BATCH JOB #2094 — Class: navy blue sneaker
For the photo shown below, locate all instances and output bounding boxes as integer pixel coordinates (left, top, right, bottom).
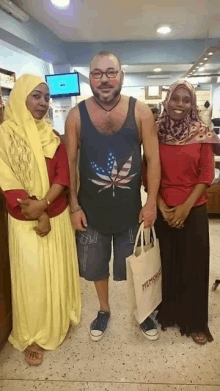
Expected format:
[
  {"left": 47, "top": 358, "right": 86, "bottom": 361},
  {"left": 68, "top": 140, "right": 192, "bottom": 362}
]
[
  {"left": 90, "top": 311, "right": 110, "bottom": 341},
  {"left": 140, "top": 316, "right": 159, "bottom": 340}
]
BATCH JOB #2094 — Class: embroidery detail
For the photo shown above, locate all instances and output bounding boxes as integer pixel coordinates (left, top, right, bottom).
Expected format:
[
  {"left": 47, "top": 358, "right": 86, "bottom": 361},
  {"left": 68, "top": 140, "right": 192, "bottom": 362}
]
[
  {"left": 6, "top": 131, "right": 34, "bottom": 195},
  {"left": 90, "top": 149, "right": 137, "bottom": 197}
]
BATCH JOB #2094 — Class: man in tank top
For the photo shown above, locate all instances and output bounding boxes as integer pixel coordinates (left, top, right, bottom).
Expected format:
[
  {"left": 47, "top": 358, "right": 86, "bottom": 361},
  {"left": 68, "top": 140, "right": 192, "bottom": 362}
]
[{"left": 65, "top": 51, "right": 161, "bottom": 342}]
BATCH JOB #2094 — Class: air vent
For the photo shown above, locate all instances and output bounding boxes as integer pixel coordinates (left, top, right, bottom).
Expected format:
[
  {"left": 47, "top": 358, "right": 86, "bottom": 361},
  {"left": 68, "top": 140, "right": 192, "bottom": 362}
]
[{"left": 147, "top": 75, "right": 170, "bottom": 79}]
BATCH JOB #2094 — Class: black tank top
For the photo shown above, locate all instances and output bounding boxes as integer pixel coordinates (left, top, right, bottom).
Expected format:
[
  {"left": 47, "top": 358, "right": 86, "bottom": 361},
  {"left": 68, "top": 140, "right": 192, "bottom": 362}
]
[{"left": 78, "top": 96, "right": 142, "bottom": 233}]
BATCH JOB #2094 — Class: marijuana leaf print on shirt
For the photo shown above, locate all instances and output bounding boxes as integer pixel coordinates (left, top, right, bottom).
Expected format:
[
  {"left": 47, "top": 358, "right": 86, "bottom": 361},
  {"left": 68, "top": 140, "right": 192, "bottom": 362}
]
[{"left": 90, "top": 149, "right": 137, "bottom": 197}]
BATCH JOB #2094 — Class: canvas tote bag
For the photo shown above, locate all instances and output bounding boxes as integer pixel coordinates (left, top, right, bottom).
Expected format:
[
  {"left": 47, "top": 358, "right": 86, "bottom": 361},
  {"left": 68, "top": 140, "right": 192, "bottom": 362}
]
[{"left": 126, "top": 222, "right": 162, "bottom": 324}]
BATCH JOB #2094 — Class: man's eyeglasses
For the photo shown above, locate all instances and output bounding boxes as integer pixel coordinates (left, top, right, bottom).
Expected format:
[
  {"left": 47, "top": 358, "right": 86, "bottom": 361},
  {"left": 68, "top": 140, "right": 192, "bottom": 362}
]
[{"left": 90, "top": 69, "right": 120, "bottom": 79}]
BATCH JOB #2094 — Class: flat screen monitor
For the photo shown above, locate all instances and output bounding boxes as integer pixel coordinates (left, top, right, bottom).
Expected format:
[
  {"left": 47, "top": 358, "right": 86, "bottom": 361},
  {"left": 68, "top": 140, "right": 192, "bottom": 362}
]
[{"left": 45, "top": 72, "right": 80, "bottom": 98}]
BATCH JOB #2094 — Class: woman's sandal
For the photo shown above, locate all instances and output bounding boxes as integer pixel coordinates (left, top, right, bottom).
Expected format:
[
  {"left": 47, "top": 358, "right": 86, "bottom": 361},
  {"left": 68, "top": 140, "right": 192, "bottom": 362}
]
[
  {"left": 191, "top": 332, "right": 208, "bottom": 345},
  {"left": 24, "top": 344, "right": 44, "bottom": 366}
]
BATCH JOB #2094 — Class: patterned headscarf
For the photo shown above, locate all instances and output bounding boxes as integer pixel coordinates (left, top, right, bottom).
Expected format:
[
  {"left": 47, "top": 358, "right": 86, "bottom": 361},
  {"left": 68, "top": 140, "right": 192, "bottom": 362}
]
[{"left": 157, "top": 80, "right": 220, "bottom": 155}]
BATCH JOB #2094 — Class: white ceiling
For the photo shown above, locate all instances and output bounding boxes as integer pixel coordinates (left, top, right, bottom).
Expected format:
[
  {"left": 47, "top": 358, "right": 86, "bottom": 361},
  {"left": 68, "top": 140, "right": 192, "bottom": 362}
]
[
  {"left": 122, "top": 64, "right": 191, "bottom": 73},
  {"left": 9, "top": 0, "right": 220, "bottom": 84},
  {"left": 14, "top": 0, "right": 220, "bottom": 42}
]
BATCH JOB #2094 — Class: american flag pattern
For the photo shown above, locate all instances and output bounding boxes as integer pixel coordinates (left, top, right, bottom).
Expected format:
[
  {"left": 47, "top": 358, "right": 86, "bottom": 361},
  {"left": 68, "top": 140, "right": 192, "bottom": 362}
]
[{"left": 90, "top": 149, "right": 137, "bottom": 197}]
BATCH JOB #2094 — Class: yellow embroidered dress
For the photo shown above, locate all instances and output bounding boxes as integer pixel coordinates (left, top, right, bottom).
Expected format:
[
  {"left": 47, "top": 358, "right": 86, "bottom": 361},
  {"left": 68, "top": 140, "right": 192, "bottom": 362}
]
[{"left": 0, "top": 74, "right": 81, "bottom": 351}]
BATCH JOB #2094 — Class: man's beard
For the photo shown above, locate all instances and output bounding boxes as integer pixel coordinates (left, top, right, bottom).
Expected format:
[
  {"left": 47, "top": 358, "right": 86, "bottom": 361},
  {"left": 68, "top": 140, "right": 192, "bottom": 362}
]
[{"left": 90, "top": 82, "right": 122, "bottom": 103}]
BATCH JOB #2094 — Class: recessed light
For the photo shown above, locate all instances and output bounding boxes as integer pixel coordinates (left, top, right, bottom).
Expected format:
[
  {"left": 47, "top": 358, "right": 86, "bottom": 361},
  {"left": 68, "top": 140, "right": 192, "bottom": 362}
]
[
  {"left": 199, "top": 67, "right": 205, "bottom": 71},
  {"left": 208, "top": 52, "right": 213, "bottom": 55},
  {"left": 51, "top": 0, "right": 70, "bottom": 8},
  {"left": 157, "top": 25, "right": 172, "bottom": 34},
  {"left": 154, "top": 68, "right": 162, "bottom": 72},
  {"left": 204, "top": 57, "right": 208, "bottom": 60},
  {"left": 196, "top": 67, "right": 199, "bottom": 69},
  {"left": 199, "top": 63, "right": 204, "bottom": 65}
]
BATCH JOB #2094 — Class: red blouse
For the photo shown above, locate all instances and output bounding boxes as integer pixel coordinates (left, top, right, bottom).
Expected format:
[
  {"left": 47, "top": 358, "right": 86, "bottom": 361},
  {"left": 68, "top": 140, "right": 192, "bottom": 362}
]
[
  {"left": 4, "top": 140, "right": 70, "bottom": 220},
  {"left": 142, "top": 143, "right": 214, "bottom": 207}
]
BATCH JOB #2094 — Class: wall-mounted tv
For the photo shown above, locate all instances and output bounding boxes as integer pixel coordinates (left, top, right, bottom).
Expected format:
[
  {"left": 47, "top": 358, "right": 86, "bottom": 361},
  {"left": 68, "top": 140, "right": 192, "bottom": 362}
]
[{"left": 45, "top": 72, "right": 80, "bottom": 98}]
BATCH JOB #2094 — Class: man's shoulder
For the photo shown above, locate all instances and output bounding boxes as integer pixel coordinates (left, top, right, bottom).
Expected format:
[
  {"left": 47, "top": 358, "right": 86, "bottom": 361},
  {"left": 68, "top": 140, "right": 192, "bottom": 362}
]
[
  {"left": 69, "top": 97, "right": 92, "bottom": 113},
  {"left": 66, "top": 97, "right": 93, "bottom": 128},
  {"left": 65, "top": 104, "right": 81, "bottom": 132},
  {"left": 132, "top": 98, "right": 152, "bottom": 118},
  {"left": 135, "top": 99, "right": 148, "bottom": 109},
  {"left": 67, "top": 103, "right": 81, "bottom": 120},
  {"left": 126, "top": 96, "right": 149, "bottom": 109}
]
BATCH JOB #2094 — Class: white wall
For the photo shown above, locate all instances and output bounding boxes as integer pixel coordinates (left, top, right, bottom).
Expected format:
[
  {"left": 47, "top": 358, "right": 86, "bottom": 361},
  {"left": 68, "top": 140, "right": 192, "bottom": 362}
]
[
  {"left": 0, "top": 39, "right": 50, "bottom": 78},
  {"left": 51, "top": 97, "right": 76, "bottom": 135},
  {"left": 0, "top": 41, "right": 70, "bottom": 132}
]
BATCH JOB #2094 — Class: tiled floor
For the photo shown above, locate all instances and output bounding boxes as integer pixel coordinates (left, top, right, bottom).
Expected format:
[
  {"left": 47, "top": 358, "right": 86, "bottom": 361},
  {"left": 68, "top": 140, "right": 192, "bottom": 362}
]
[{"left": 0, "top": 217, "right": 220, "bottom": 391}]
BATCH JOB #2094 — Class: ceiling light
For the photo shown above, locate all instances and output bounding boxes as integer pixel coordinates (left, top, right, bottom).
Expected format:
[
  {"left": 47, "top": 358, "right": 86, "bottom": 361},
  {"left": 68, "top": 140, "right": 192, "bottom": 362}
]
[
  {"left": 208, "top": 52, "right": 213, "bottom": 55},
  {"left": 204, "top": 57, "right": 208, "bottom": 60},
  {"left": 122, "top": 65, "right": 128, "bottom": 68},
  {"left": 199, "top": 63, "right": 204, "bottom": 65},
  {"left": 0, "top": 0, "right": 29, "bottom": 22},
  {"left": 199, "top": 67, "right": 205, "bottom": 71},
  {"left": 157, "top": 25, "right": 172, "bottom": 35},
  {"left": 154, "top": 68, "right": 162, "bottom": 72},
  {"left": 51, "top": 0, "right": 70, "bottom": 8}
]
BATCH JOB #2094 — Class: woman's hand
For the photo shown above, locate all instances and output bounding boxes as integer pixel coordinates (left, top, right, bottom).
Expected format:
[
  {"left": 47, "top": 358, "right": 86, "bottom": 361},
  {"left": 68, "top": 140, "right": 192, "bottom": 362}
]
[
  {"left": 34, "top": 212, "right": 51, "bottom": 237},
  {"left": 18, "top": 198, "right": 47, "bottom": 219},
  {"left": 165, "top": 203, "right": 192, "bottom": 229},
  {"left": 157, "top": 197, "right": 174, "bottom": 224}
]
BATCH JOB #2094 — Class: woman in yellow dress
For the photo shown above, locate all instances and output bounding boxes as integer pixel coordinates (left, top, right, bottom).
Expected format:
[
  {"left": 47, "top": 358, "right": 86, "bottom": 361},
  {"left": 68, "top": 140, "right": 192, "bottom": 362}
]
[{"left": 0, "top": 74, "right": 81, "bottom": 365}]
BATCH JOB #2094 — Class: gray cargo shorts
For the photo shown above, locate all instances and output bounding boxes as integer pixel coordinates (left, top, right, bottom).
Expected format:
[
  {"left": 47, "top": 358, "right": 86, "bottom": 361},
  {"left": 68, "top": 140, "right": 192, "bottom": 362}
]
[{"left": 76, "top": 224, "right": 139, "bottom": 281}]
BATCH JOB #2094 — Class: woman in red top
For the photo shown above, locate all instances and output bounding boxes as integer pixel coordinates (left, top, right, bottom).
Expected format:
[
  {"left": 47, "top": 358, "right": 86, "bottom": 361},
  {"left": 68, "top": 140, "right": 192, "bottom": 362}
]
[
  {"left": 144, "top": 80, "right": 220, "bottom": 345},
  {"left": 0, "top": 74, "right": 81, "bottom": 365}
]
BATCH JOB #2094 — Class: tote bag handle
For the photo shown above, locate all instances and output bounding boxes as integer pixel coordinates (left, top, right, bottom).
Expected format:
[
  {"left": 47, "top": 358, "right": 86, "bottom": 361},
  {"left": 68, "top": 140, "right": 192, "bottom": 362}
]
[{"left": 133, "top": 222, "right": 157, "bottom": 255}]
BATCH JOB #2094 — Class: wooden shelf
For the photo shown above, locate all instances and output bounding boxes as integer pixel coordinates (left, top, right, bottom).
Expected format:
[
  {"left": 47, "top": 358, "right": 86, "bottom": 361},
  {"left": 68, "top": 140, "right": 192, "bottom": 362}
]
[
  {"left": 205, "top": 153, "right": 220, "bottom": 214},
  {"left": 207, "top": 183, "right": 220, "bottom": 214},
  {"left": 0, "top": 194, "right": 12, "bottom": 349}
]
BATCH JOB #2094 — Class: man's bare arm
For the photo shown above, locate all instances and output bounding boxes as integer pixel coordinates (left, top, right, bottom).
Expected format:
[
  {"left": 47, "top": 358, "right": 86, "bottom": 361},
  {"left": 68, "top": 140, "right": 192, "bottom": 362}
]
[
  {"left": 65, "top": 106, "right": 87, "bottom": 231},
  {"left": 65, "top": 107, "right": 80, "bottom": 210},
  {"left": 136, "top": 102, "right": 161, "bottom": 227},
  {"left": 141, "top": 103, "right": 161, "bottom": 204}
]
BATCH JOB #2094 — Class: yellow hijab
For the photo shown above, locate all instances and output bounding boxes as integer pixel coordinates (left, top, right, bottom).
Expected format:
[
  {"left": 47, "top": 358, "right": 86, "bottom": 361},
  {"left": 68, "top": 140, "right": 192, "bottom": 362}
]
[{"left": 0, "top": 74, "right": 60, "bottom": 198}]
